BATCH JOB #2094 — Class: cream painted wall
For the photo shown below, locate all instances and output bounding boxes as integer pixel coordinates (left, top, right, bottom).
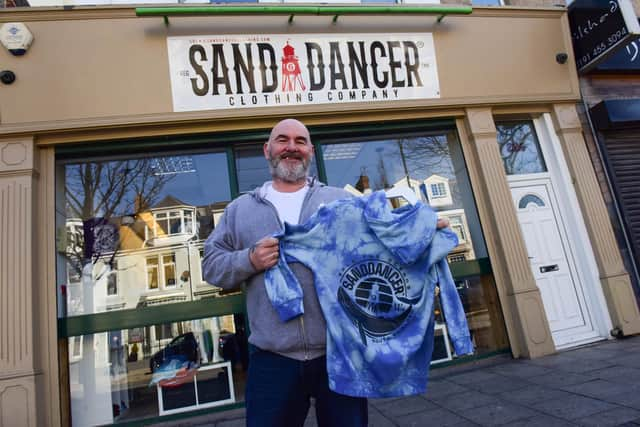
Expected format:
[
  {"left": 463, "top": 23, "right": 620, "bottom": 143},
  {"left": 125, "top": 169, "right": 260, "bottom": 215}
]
[{"left": 0, "top": 7, "right": 577, "bottom": 132}]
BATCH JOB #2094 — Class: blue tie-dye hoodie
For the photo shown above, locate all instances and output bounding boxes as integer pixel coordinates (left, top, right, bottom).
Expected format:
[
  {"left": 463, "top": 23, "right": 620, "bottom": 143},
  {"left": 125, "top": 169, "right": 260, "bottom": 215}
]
[{"left": 265, "top": 190, "right": 474, "bottom": 398}]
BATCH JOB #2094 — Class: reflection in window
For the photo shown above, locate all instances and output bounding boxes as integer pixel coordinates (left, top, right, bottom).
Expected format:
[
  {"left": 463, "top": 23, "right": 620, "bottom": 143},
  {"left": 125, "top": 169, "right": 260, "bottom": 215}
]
[
  {"left": 496, "top": 121, "right": 547, "bottom": 175},
  {"left": 68, "top": 314, "right": 247, "bottom": 425},
  {"left": 56, "top": 151, "right": 232, "bottom": 317},
  {"left": 146, "top": 257, "right": 159, "bottom": 290},
  {"left": 145, "top": 254, "right": 177, "bottom": 290},
  {"left": 321, "top": 133, "right": 485, "bottom": 263},
  {"left": 430, "top": 182, "right": 447, "bottom": 198},
  {"left": 107, "top": 261, "right": 118, "bottom": 296}
]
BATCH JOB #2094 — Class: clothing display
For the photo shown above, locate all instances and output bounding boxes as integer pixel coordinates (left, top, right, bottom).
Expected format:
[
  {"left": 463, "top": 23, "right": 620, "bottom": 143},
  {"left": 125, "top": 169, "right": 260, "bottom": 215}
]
[{"left": 265, "top": 190, "right": 474, "bottom": 398}]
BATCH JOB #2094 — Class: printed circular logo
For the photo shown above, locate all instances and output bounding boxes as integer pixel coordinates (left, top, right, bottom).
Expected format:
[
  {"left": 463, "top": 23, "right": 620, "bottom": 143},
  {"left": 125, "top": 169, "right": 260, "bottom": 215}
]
[{"left": 338, "top": 260, "right": 417, "bottom": 345}]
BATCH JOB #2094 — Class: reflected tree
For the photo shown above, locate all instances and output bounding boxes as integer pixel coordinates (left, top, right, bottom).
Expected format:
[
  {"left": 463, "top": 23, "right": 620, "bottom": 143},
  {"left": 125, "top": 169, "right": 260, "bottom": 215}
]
[
  {"left": 395, "top": 135, "right": 463, "bottom": 205},
  {"left": 64, "top": 159, "right": 174, "bottom": 276},
  {"left": 496, "top": 123, "right": 537, "bottom": 174}
]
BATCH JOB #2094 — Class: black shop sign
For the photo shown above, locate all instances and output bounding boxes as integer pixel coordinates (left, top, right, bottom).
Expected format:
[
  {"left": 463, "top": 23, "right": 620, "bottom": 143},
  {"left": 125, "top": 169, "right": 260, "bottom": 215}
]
[{"left": 569, "top": 0, "right": 640, "bottom": 73}]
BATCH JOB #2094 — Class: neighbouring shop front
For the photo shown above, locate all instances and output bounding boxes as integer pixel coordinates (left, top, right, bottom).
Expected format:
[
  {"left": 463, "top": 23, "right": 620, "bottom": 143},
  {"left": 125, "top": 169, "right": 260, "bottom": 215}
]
[{"left": 1, "top": 5, "right": 640, "bottom": 427}]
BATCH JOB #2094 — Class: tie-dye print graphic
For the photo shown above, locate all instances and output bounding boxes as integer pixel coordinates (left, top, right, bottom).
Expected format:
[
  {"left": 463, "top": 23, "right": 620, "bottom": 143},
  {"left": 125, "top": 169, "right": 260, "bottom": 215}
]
[{"left": 265, "top": 191, "right": 474, "bottom": 398}]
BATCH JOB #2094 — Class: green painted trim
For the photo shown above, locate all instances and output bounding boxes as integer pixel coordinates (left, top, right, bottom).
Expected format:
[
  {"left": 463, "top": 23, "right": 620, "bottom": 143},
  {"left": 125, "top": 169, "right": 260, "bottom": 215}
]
[
  {"left": 313, "top": 141, "right": 327, "bottom": 184},
  {"left": 59, "top": 294, "right": 245, "bottom": 338},
  {"left": 55, "top": 120, "right": 456, "bottom": 159},
  {"left": 135, "top": 5, "right": 472, "bottom": 17},
  {"left": 227, "top": 146, "right": 240, "bottom": 199},
  {"left": 312, "top": 119, "right": 457, "bottom": 141},
  {"left": 112, "top": 401, "right": 245, "bottom": 427},
  {"left": 450, "top": 257, "right": 492, "bottom": 279},
  {"left": 56, "top": 131, "right": 270, "bottom": 158}
]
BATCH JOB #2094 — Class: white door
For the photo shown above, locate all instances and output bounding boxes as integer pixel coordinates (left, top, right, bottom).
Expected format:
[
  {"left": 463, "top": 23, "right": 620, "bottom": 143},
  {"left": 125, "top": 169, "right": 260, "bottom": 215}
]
[{"left": 510, "top": 179, "right": 600, "bottom": 348}]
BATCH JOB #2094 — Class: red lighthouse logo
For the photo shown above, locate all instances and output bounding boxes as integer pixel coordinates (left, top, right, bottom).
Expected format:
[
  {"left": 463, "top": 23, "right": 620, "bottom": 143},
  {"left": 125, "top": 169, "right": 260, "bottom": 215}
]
[{"left": 281, "top": 41, "right": 306, "bottom": 92}]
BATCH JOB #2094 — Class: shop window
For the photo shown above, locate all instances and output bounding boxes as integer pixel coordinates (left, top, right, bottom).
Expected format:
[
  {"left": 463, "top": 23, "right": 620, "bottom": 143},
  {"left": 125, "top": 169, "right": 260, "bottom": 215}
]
[
  {"left": 55, "top": 151, "right": 232, "bottom": 317},
  {"left": 67, "top": 315, "right": 247, "bottom": 425},
  {"left": 496, "top": 121, "right": 547, "bottom": 175}
]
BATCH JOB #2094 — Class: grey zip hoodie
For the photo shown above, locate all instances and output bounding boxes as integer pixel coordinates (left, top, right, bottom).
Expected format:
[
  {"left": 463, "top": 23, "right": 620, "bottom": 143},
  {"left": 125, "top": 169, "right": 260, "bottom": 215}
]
[{"left": 202, "top": 178, "right": 350, "bottom": 361}]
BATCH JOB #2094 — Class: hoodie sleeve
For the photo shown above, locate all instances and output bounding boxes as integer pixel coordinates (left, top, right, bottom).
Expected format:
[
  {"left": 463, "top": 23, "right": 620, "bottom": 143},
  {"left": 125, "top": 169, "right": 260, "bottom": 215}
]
[
  {"left": 437, "top": 257, "right": 474, "bottom": 356},
  {"left": 202, "top": 203, "right": 257, "bottom": 290},
  {"left": 264, "top": 244, "right": 305, "bottom": 322},
  {"left": 264, "top": 205, "right": 336, "bottom": 322}
]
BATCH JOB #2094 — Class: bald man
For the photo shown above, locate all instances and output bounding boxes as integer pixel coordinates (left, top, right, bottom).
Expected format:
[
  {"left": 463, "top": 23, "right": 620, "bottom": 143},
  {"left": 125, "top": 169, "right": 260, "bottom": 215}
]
[{"left": 203, "top": 119, "right": 447, "bottom": 426}]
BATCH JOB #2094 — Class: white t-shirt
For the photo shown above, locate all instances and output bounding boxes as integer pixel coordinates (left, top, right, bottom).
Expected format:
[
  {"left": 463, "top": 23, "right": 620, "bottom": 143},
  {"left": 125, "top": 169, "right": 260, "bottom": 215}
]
[{"left": 265, "top": 184, "right": 309, "bottom": 226}]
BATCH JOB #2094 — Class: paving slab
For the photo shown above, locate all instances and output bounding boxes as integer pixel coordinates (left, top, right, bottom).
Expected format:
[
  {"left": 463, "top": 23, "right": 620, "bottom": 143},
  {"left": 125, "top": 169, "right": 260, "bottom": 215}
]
[
  {"left": 457, "top": 401, "right": 540, "bottom": 426},
  {"left": 429, "top": 390, "right": 501, "bottom": 412},
  {"left": 506, "top": 414, "right": 578, "bottom": 427},
  {"left": 488, "top": 362, "right": 554, "bottom": 378},
  {"left": 614, "top": 354, "right": 640, "bottom": 369},
  {"left": 603, "top": 392, "right": 640, "bottom": 410},
  {"left": 560, "top": 379, "right": 640, "bottom": 400},
  {"left": 447, "top": 371, "right": 507, "bottom": 386},
  {"left": 496, "top": 385, "right": 576, "bottom": 406},
  {"left": 366, "top": 406, "right": 396, "bottom": 427},
  {"left": 395, "top": 407, "right": 470, "bottom": 427},
  {"left": 589, "top": 367, "right": 640, "bottom": 386},
  {"left": 573, "top": 407, "right": 640, "bottom": 427},
  {"left": 373, "top": 395, "right": 438, "bottom": 417},
  {"left": 527, "top": 371, "right": 599, "bottom": 388},
  {"left": 464, "top": 375, "right": 532, "bottom": 395},
  {"left": 530, "top": 394, "right": 618, "bottom": 420},
  {"left": 548, "top": 358, "right": 617, "bottom": 374},
  {"left": 216, "top": 419, "right": 245, "bottom": 427},
  {"left": 425, "top": 379, "right": 470, "bottom": 397}
]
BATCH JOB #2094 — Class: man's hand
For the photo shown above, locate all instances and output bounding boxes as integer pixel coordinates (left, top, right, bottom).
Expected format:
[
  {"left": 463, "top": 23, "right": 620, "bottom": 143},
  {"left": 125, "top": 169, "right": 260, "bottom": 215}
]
[
  {"left": 436, "top": 218, "right": 450, "bottom": 229},
  {"left": 249, "top": 237, "right": 280, "bottom": 271}
]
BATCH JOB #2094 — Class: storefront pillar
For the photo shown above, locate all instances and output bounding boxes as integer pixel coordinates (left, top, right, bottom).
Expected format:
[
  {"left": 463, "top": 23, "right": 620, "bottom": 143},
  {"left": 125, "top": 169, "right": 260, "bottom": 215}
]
[
  {"left": 550, "top": 103, "right": 640, "bottom": 336},
  {"left": 0, "top": 137, "right": 39, "bottom": 426},
  {"left": 461, "top": 108, "right": 555, "bottom": 358}
]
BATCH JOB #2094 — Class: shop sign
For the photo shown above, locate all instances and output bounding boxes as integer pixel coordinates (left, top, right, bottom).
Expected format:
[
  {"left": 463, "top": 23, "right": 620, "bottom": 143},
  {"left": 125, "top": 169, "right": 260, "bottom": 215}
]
[
  {"left": 568, "top": 0, "right": 640, "bottom": 73},
  {"left": 594, "top": 21, "right": 640, "bottom": 72},
  {"left": 167, "top": 33, "right": 439, "bottom": 112}
]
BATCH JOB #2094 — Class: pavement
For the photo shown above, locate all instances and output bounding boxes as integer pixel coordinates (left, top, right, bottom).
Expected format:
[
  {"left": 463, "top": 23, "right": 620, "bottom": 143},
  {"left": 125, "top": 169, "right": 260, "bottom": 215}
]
[{"left": 157, "top": 334, "right": 640, "bottom": 427}]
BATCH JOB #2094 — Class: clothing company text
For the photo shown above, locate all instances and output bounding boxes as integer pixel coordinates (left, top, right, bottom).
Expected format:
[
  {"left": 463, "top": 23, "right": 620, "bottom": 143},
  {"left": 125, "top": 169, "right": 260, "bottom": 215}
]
[{"left": 167, "top": 34, "right": 440, "bottom": 112}]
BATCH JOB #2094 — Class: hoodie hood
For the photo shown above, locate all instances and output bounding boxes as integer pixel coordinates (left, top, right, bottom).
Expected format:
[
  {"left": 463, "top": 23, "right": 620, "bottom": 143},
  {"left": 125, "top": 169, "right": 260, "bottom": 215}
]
[{"left": 364, "top": 191, "right": 458, "bottom": 265}]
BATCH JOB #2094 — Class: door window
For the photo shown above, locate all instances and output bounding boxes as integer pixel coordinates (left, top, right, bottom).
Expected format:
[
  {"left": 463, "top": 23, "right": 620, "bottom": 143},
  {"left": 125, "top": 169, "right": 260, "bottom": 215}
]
[{"left": 496, "top": 121, "right": 547, "bottom": 175}]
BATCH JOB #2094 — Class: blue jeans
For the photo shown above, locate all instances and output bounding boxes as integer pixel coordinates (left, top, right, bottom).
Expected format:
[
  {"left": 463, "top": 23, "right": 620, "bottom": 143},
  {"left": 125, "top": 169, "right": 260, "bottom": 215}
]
[{"left": 245, "top": 348, "right": 368, "bottom": 427}]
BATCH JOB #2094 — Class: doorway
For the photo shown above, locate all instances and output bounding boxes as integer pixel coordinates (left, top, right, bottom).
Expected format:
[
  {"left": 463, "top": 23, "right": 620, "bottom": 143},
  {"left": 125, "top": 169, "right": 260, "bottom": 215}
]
[{"left": 498, "top": 117, "right": 611, "bottom": 349}]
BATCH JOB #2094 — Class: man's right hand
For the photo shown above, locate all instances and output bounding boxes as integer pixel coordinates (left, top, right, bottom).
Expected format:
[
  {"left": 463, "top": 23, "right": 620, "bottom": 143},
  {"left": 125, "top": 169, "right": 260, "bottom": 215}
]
[{"left": 249, "top": 237, "right": 280, "bottom": 271}]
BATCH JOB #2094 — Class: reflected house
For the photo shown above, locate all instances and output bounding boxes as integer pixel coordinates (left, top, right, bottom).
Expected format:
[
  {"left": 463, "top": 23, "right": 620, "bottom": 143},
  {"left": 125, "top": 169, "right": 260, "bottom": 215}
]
[
  {"left": 65, "top": 195, "right": 236, "bottom": 362},
  {"left": 424, "top": 175, "right": 453, "bottom": 208},
  {"left": 421, "top": 175, "right": 475, "bottom": 263},
  {"left": 388, "top": 175, "right": 475, "bottom": 263}
]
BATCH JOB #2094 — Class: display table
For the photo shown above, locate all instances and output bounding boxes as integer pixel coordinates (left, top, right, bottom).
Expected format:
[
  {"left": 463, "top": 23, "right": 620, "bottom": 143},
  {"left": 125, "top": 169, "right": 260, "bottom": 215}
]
[{"left": 157, "top": 361, "right": 235, "bottom": 416}]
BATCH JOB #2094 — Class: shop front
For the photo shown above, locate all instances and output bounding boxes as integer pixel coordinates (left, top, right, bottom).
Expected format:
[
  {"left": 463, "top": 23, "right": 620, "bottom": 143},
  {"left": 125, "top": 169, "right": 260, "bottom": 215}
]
[{"left": 1, "top": 4, "right": 639, "bottom": 426}]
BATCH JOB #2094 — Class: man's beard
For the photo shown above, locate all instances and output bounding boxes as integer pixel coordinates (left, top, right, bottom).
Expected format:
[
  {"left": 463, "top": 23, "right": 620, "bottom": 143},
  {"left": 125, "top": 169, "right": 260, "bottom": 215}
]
[{"left": 268, "top": 151, "right": 311, "bottom": 183}]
